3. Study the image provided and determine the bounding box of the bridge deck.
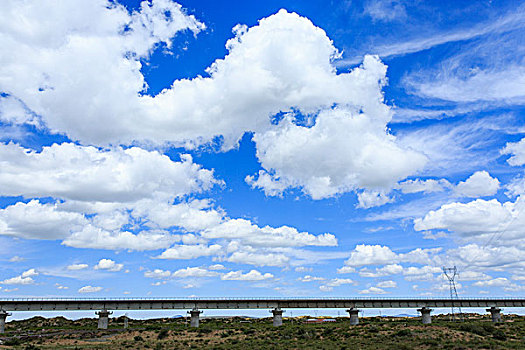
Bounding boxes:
[1,298,524,311]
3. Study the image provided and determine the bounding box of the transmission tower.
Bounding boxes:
[443,266,463,321]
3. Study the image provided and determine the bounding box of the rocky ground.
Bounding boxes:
[0,313,524,349]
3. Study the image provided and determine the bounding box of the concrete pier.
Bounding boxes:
[487,307,502,323]
[0,310,11,333]
[346,308,360,325]
[271,308,283,327]
[96,310,112,329]
[418,307,432,324]
[188,308,202,328]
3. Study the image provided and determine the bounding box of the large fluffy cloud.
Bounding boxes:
[0,1,428,201]
[0,0,204,144]
[0,142,217,202]
[454,171,500,198]
[0,197,336,258]
[245,55,426,200]
[343,244,441,267]
[0,142,338,261]
[446,244,525,269]
[200,219,337,247]
[0,141,226,250]
[1,3,404,152]
[249,104,426,199]
[62,224,179,251]
[0,200,85,240]
[414,196,525,272]
[414,197,525,244]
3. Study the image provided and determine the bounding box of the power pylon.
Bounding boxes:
[443,266,463,321]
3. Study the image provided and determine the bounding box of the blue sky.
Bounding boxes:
[0,0,524,304]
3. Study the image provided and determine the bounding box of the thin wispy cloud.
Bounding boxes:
[338,5,525,65]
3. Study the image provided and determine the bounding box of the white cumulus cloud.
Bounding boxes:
[359,286,387,294]
[454,171,500,198]
[221,270,273,281]
[0,200,85,240]
[250,102,426,200]
[0,269,38,285]
[501,138,525,166]
[343,245,440,267]
[93,259,123,272]
[356,190,394,209]
[414,197,525,246]
[171,267,218,278]
[201,218,337,247]
[156,244,222,260]
[0,3,417,159]
[319,278,357,292]
[0,142,218,202]
[359,264,403,278]
[0,0,204,145]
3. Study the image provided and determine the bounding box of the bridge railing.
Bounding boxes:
[0,296,523,302]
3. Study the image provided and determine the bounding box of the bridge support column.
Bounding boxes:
[188,308,202,328]
[0,310,11,333]
[346,308,360,325]
[271,308,283,327]
[96,310,112,329]
[487,307,502,323]
[418,307,432,324]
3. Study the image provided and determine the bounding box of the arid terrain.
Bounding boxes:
[0,313,524,349]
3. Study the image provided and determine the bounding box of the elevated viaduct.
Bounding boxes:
[1,297,524,331]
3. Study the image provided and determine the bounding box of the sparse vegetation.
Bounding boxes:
[0,313,523,349]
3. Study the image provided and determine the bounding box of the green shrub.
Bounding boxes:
[458,323,496,337]
[368,326,380,333]
[421,338,439,346]
[393,329,412,337]
[3,338,21,346]
[145,324,162,331]
[157,329,169,339]
[243,328,255,335]
[492,328,506,341]
[24,345,40,350]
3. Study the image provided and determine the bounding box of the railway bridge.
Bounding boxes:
[1,297,524,331]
